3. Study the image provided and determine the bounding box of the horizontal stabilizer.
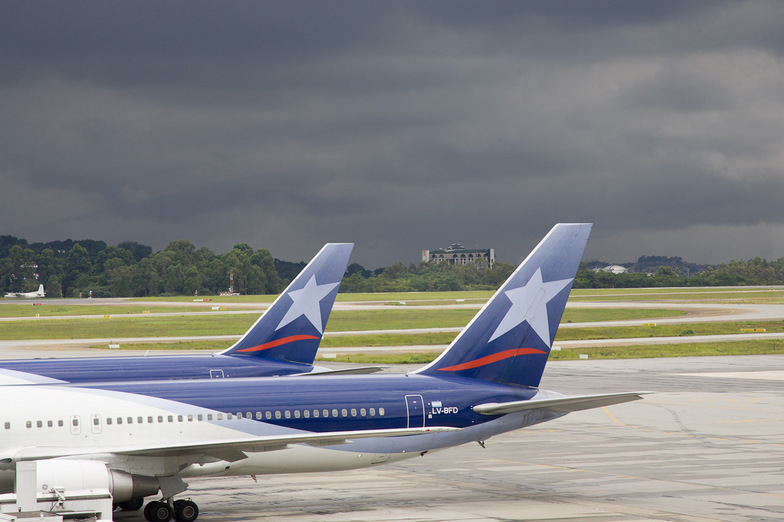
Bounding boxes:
[472,391,652,415]
[295,366,384,376]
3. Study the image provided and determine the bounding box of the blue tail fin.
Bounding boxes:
[221,243,353,365]
[416,224,591,388]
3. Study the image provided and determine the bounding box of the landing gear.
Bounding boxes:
[144,500,173,522]
[143,498,200,522]
[174,499,199,522]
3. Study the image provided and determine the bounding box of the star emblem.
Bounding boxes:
[488,268,573,346]
[276,275,340,333]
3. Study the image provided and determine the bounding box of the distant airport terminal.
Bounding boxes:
[422,243,495,266]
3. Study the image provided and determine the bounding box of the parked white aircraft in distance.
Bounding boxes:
[0,224,648,522]
[3,284,44,298]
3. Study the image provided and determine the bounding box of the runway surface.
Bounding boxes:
[108,355,784,522]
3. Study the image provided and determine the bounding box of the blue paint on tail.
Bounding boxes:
[221,243,353,365]
[416,224,591,388]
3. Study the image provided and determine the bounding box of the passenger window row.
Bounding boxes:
[9,407,387,430]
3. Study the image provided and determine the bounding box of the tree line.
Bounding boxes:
[0,236,284,298]
[3,235,784,298]
[575,257,784,288]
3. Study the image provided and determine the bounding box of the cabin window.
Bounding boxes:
[178,415,183,422]
[48,420,53,427]
[303,410,310,419]
[72,418,79,427]
[148,416,154,423]
[138,416,144,424]
[275,411,281,420]
[341,409,348,418]
[360,408,366,416]
[332,409,338,418]
[127,417,133,424]
[197,414,203,421]
[188,415,194,422]
[117,418,123,425]
[256,412,262,420]
[265,411,272,420]
[26,421,31,429]
[36,421,42,428]
[294,410,300,419]
[351,409,357,417]
[107,418,113,425]
[379,408,385,416]
[284,411,291,419]
[227,413,233,420]
[207,414,213,421]
[58,420,64,427]
[369,408,376,416]
[158,416,164,423]
[93,418,99,426]
[4,422,9,430]
[168,415,174,423]
[217,414,223,420]
[313,410,319,418]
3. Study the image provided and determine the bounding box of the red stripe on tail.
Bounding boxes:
[238,335,320,352]
[437,348,546,372]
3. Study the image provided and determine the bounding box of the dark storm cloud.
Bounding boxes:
[3,1,784,267]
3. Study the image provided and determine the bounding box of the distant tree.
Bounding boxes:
[346,263,372,278]
[3,245,37,292]
[117,241,153,262]
[46,276,63,298]
[36,248,63,291]
[63,244,93,296]
[274,259,307,283]
[0,236,26,259]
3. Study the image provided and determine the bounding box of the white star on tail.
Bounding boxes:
[488,268,573,346]
[276,275,340,333]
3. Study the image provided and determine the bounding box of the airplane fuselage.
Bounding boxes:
[0,373,559,491]
[0,354,319,384]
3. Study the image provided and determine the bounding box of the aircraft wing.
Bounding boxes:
[472,391,651,415]
[8,426,461,464]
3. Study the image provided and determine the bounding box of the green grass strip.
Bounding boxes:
[0,307,682,341]
[317,339,784,364]
[555,319,784,341]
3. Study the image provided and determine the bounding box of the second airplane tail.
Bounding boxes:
[415,224,591,388]
[220,243,353,366]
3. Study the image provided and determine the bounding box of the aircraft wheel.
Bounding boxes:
[173,499,199,521]
[144,500,173,522]
[118,496,144,511]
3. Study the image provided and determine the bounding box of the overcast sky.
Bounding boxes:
[3,1,784,268]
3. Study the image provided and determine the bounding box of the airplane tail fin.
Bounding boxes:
[416,224,591,388]
[220,243,353,365]
[37,285,44,296]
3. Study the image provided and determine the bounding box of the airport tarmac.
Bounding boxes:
[107,355,784,522]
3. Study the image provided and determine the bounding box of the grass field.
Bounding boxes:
[314,338,784,364]
[3,288,784,360]
[0,306,683,340]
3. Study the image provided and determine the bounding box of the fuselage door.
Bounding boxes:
[405,394,425,428]
[69,415,81,435]
[210,369,225,379]
[90,414,102,434]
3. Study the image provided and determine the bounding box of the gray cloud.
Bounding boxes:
[3,1,784,268]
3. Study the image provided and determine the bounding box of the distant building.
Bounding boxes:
[422,243,495,267]
[598,265,628,274]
